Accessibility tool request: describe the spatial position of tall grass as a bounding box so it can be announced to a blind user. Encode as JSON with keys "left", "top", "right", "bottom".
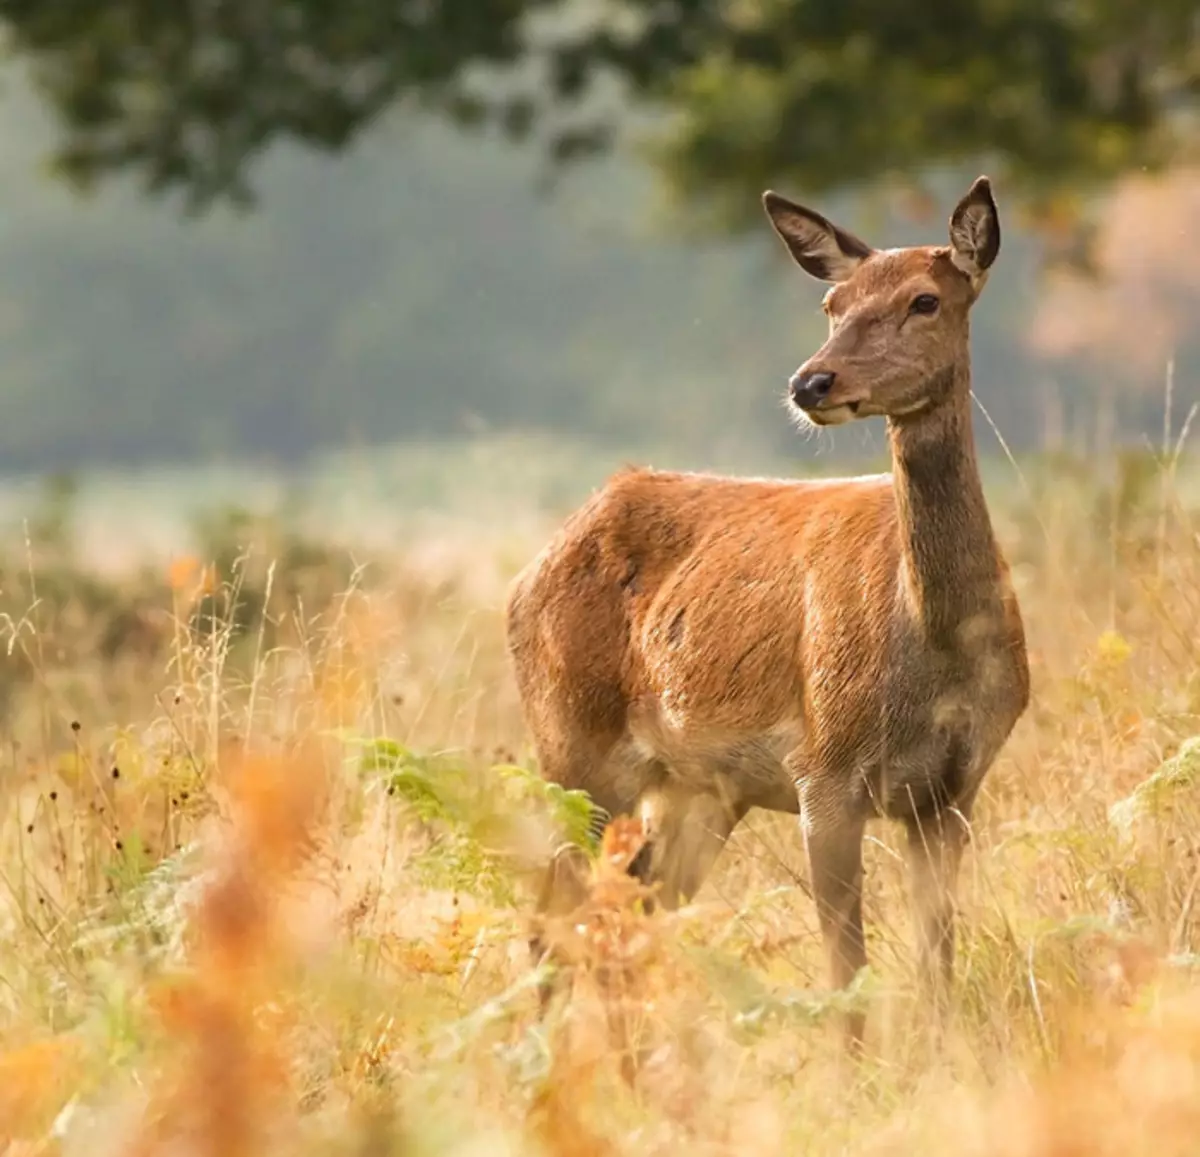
{"left": 1, "top": 447, "right": 1199, "bottom": 1155}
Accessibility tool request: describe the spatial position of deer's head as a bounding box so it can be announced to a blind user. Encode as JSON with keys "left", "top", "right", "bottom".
{"left": 763, "top": 177, "right": 1000, "bottom": 427}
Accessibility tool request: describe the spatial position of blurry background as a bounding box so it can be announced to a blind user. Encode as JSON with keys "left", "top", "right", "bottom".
{"left": 0, "top": 0, "right": 1198, "bottom": 529}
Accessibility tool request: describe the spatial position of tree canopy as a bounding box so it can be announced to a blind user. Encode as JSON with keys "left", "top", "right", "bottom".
{"left": 6, "top": 0, "right": 1198, "bottom": 225}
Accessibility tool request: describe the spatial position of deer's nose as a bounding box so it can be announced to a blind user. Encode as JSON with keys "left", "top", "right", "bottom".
{"left": 789, "top": 370, "right": 837, "bottom": 410}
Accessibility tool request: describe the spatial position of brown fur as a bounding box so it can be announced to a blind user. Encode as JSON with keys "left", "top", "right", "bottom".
{"left": 508, "top": 177, "right": 1030, "bottom": 1050}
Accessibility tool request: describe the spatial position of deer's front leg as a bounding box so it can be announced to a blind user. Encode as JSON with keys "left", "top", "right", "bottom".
{"left": 903, "top": 801, "right": 972, "bottom": 1023}
{"left": 798, "top": 780, "right": 868, "bottom": 1053}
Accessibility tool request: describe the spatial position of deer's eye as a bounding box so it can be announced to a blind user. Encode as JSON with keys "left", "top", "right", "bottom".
{"left": 910, "top": 294, "right": 940, "bottom": 315}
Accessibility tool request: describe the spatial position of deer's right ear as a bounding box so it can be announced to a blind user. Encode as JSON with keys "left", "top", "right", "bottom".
{"left": 762, "top": 191, "right": 874, "bottom": 283}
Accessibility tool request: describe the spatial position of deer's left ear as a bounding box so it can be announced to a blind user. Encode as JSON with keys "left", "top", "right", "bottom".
{"left": 948, "top": 176, "right": 1000, "bottom": 290}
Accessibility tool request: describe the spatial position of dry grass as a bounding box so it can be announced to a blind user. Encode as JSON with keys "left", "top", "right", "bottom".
{"left": 2, "top": 447, "right": 1200, "bottom": 1156}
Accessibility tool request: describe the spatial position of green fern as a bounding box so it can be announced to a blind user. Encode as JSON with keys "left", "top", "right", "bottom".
{"left": 492, "top": 762, "right": 607, "bottom": 853}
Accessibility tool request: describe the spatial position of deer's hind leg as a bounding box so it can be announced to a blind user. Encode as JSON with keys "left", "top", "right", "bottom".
{"left": 635, "top": 778, "right": 747, "bottom": 911}
{"left": 527, "top": 735, "right": 652, "bottom": 1008}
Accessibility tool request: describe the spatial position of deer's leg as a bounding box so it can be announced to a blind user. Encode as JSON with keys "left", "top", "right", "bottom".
{"left": 903, "top": 799, "right": 973, "bottom": 1024}
{"left": 799, "top": 783, "right": 868, "bottom": 1052}
{"left": 527, "top": 741, "right": 634, "bottom": 1012}
{"left": 530, "top": 839, "right": 592, "bottom": 1013}
{"left": 637, "top": 780, "right": 744, "bottom": 910}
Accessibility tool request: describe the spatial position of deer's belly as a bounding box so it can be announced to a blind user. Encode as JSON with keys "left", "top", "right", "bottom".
{"left": 622, "top": 695, "right": 804, "bottom": 813}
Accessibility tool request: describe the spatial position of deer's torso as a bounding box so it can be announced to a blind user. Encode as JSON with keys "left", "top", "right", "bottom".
{"left": 507, "top": 466, "right": 1029, "bottom": 820}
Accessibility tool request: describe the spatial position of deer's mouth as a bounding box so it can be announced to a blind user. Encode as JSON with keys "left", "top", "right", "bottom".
{"left": 801, "top": 402, "right": 858, "bottom": 427}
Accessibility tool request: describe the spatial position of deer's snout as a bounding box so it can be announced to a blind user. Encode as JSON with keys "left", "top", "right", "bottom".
{"left": 789, "top": 370, "right": 837, "bottom": 411}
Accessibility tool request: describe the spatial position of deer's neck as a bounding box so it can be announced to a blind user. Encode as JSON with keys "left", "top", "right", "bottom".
{"left": 888, "top": 365, "right": 1001, "bottom": 647}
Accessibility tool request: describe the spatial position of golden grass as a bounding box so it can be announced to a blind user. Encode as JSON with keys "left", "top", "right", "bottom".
{"left": 1, "top": 450, "right": 1200, "bottom": 1156}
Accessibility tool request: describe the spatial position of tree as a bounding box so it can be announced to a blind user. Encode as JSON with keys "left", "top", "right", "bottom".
{"left": 5, "top": 0, "right": 1197, "bottom": 228}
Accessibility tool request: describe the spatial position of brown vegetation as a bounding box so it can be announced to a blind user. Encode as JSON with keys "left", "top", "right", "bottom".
{"left": 0, "top": 446, "right": 1199, "bottom": 1154}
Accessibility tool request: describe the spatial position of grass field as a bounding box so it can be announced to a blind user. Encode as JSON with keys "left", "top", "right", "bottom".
{"left": 3, "top": 435, "right": 1200, "bottom": 1156}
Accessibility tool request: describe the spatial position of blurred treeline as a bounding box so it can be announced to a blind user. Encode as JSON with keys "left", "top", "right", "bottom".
{"left": 0, "top": 0, "right": 1197, "bottom": 473}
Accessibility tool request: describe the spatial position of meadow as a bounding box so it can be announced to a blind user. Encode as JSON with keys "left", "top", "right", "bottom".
{"left": 3, "top": 431, "right": 1200, "bottom": 1156}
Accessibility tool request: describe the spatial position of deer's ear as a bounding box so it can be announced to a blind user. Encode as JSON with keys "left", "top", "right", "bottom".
{"left": 949, "top": 176, "right": 1000, "bottom": 289}
{"left": 762, "top": 191, "right": 874, "bottom": 283}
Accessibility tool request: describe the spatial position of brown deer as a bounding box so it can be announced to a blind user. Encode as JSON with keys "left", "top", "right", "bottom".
{"left": 506, "top": 176, "right": 1030, "bottom": 1049}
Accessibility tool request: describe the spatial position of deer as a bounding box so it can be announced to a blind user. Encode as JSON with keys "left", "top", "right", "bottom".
{"left": 506, "top": 175, "right": 1030, "bottom": 1050}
